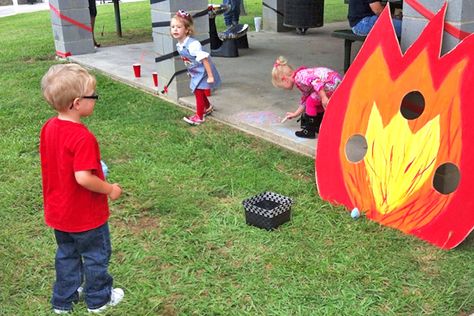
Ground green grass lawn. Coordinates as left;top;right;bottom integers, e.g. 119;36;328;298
0;1;474;315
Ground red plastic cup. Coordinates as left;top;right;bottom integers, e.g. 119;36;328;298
133;63;141;78
152;72;158;87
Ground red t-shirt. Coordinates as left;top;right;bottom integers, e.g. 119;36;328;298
40;117;109;232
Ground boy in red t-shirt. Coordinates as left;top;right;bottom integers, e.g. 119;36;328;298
40;64;124;314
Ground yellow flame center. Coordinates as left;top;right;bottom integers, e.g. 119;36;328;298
365;104;440;214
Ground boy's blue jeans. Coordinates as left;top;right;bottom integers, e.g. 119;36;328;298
223;0;241;26
51;223;113;311
352;15;402;37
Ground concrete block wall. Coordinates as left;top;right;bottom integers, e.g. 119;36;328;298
48;0;94;57
151;0;209;101
401;0;474;54
263;0;292;32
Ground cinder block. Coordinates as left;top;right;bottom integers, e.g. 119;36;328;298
152;32;176;55
49;8;91;27
403;0;472;23
161;77;192;100
151;9;209;32
401;17;426;52
460;1;474;21
263;0;292;32
151;0;207;13
155;58;186;80
151;10;173;34
192;14;209;34
54;39;94;56
48;0;88;10
401;16;474;55
151;0;209;101
52;24;92;42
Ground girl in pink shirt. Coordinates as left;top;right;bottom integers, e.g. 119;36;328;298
272;56;342;138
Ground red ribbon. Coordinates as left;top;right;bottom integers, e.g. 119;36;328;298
49;3;92;33
56;50;72;58
404;0;471;40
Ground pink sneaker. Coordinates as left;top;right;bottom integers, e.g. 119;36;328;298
183;114;205;125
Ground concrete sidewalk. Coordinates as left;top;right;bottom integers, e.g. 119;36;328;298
69;22;356;157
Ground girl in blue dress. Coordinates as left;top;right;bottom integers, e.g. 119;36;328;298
171;10;221;125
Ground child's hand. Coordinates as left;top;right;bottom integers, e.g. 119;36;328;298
285;112;297;119
207;76;215;84
109;183;122;200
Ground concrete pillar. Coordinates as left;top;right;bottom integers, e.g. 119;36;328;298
151;0;209;101
48;0;94;57
263;0;291;32
401;0;474;54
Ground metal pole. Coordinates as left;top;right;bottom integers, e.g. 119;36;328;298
113;0;122;37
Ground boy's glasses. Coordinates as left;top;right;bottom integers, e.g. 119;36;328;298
82;94;99;100
69;94;99;109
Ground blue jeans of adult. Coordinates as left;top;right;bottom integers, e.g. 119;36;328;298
223;0;241;27
352;15;402;37
51;223;113;312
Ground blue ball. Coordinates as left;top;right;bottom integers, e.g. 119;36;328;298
101;160;108;178
351;207;360;219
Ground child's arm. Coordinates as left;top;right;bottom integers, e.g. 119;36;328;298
286;105;305;119
75;171;122;200
202;58;215;84
319;89;329;110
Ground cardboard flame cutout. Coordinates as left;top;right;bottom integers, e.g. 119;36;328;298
316;4;474;249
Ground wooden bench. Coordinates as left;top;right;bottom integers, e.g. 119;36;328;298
331;29;367;73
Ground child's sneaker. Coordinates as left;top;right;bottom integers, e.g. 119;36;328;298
52;286;84;314
87;288;124;313
204;105;214;117
183;114;205;125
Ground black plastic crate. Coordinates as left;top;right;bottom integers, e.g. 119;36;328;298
242;192;293;230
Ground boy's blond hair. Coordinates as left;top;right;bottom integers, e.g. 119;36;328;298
171;14;195;36
41;63;96;111
271;56;294;87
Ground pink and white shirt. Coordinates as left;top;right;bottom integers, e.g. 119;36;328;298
292;66;342;113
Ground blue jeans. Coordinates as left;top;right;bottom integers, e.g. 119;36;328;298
51;223;113;311
352;15;402;37
223;0;241;26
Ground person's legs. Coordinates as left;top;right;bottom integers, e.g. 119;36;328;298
75;223;114;310
392;18;402;37
314;111;325;133
88;0;100;47
51;230;83;312
351;15;378;36
223;0;232;27
230;0;241;26
194;89;207;120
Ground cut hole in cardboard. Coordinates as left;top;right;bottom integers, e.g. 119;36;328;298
345;134;368;163
433;162;460;195
400;91;425;120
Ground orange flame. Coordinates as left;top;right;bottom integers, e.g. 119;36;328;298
340;46;464;232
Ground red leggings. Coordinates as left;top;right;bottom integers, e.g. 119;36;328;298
194;89;210;119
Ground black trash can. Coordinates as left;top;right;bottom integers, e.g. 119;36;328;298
284;0;324;34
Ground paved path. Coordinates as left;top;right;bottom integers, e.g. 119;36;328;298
70;23;356;157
